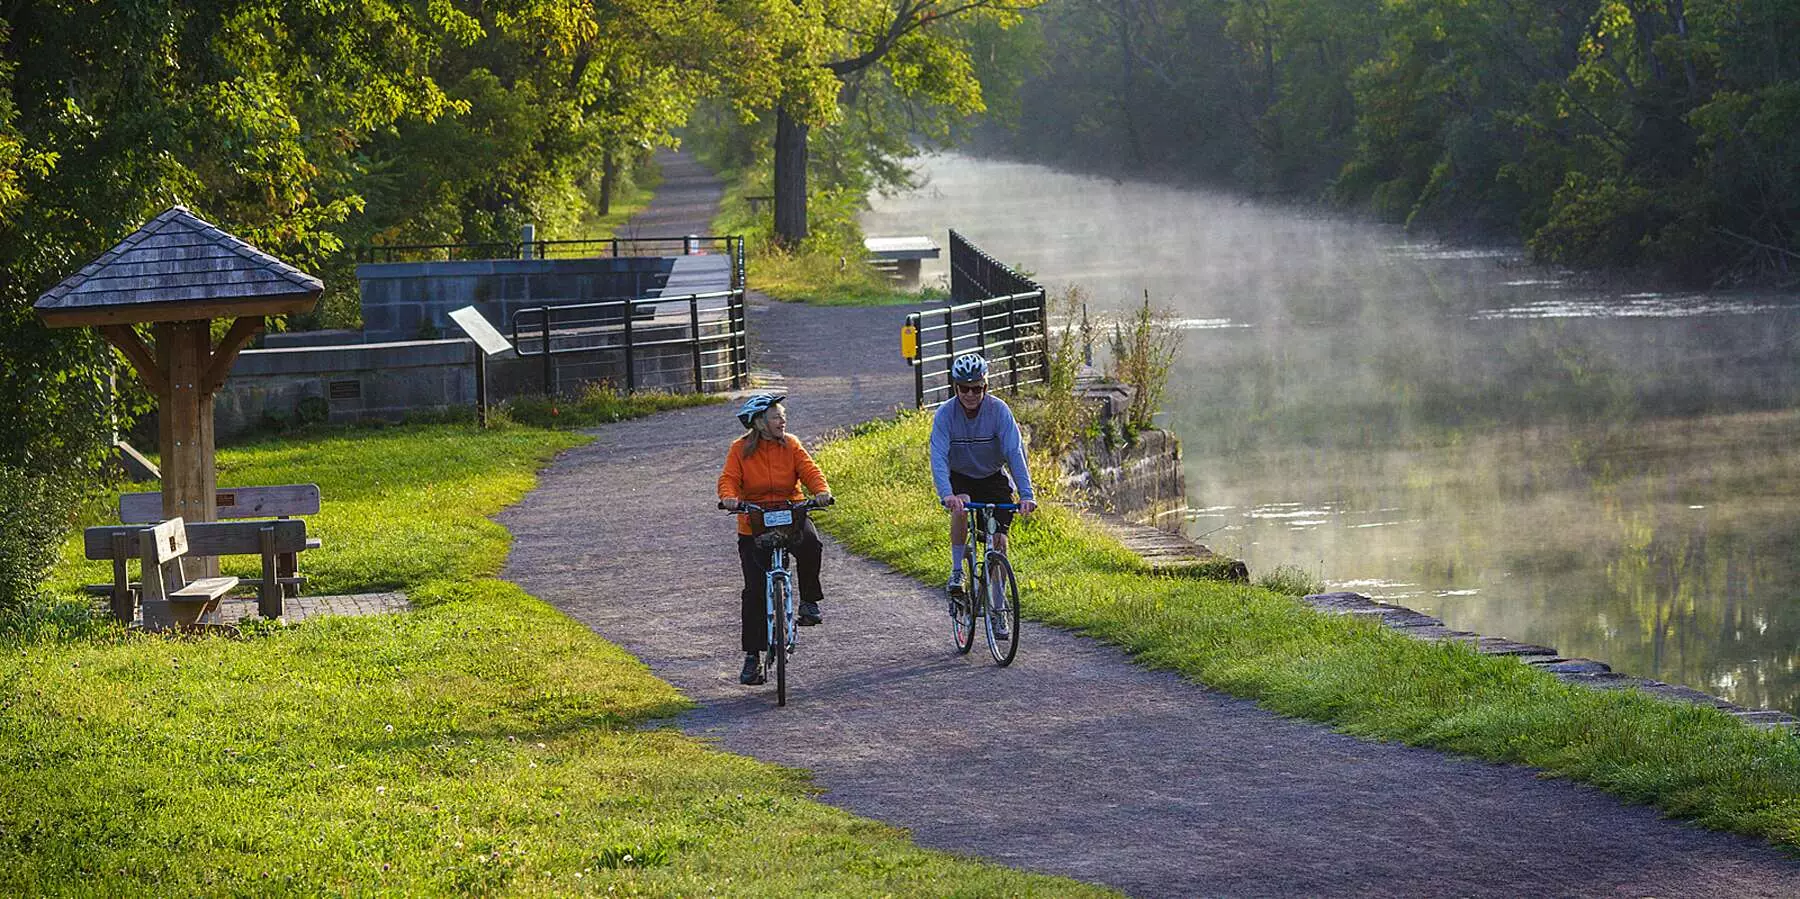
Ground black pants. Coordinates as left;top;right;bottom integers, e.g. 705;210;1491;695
737;519;824;652
951;469;1017;533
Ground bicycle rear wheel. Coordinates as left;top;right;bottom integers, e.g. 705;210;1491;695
769;575;790;706
951;549;977;654
984;551;1020;666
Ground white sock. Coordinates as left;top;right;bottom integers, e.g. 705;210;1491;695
951;544;967;574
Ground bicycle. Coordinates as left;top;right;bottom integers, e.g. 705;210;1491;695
949;501;1021;666
723;496;832;706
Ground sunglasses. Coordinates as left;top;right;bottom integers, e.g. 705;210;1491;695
955;383;987;394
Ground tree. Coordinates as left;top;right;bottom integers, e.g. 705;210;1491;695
765;0;1045;247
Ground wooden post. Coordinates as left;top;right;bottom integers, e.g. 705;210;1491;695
155;318;254;576
156;320;216;528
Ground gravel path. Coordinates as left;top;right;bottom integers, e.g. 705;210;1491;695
497;156;1800;897
620;149;722;239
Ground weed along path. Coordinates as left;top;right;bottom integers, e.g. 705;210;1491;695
499;160;1800;897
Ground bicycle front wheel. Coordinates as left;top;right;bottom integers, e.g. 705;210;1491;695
951;550;977;655
769;575;790;707
984;551;1020;666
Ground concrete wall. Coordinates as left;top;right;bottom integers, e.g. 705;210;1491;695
356;257;677;343
215;339;477;438
1060;427;1187;532
216;325;740;440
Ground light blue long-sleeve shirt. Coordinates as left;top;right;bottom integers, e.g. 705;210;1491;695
929;395;1034;501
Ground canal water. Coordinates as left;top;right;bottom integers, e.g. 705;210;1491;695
862;153;1800;713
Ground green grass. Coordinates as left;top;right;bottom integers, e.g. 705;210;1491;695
746;246;946;307
499;384;722;430
812;412;1800;851
4;411;1110;896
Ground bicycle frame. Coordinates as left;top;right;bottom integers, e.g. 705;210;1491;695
961;502;1020;591
957;501;1021;665
727;497;831;705
764;544;796;657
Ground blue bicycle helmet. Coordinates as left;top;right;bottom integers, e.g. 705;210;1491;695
735;393;786;429
950;353;989;384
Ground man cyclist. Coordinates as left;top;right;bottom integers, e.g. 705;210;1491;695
930;353;1037;639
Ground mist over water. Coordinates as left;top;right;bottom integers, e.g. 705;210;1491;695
864;153;1800;713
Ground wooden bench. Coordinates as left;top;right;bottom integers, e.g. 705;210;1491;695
863;235;941;287
120;484;322;597
85;518;310;623
133;518;239;631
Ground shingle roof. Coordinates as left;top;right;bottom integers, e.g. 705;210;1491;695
34;206;324;327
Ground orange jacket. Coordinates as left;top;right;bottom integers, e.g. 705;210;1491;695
718;433;830;535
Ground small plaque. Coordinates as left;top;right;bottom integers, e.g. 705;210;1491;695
448;306;513;356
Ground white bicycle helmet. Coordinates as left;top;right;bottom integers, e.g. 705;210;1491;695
950;352;989;384
735;393;786;429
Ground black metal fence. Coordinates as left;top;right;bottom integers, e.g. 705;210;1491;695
906;230;1048;408
509;288;747;395
359;236;746;288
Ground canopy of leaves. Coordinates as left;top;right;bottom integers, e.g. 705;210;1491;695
0;1;819;490
970;0;1799;285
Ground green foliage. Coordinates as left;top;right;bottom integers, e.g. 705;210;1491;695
0;465;71;618
689;1;1044;246
497;384;722;430
700;141;948;305
976;0;1800;284
814;412;1800;853
1256;564;1325;597
0;0;811;487
1015;285;1096;460
1107;294;1181;432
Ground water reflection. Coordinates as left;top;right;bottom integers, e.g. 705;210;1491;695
863;153;1800;713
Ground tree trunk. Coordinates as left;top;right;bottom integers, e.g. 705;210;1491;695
599;149;618;216
1118;0;1146;167
774;105;809;247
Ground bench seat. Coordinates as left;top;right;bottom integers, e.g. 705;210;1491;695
171;575;239;603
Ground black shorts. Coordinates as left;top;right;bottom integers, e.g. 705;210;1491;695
950;470;1017;533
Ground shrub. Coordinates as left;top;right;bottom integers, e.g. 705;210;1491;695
1108;292;1181;432
0;464;73;616
1256;564;1324;596
1017;284;1095;460
499;383;720;429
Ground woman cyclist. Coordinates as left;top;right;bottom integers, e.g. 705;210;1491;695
718;393;832;685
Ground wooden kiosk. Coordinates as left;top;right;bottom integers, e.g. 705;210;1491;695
33;206;323;603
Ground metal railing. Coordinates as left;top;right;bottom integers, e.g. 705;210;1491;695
509;288;747;395
907;230;1048;408
359;236;746;288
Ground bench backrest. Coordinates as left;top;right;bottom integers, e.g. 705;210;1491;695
140;518;188;566
86;518;309;560
120;484;320;524
139;518;189;602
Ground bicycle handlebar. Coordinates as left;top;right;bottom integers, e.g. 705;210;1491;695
718;496;834;513
961;502;1021;511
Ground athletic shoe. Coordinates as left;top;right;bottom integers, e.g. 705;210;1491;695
946;569;966;595
798;600;821;626
989;614;1011;641
739;653;765;685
